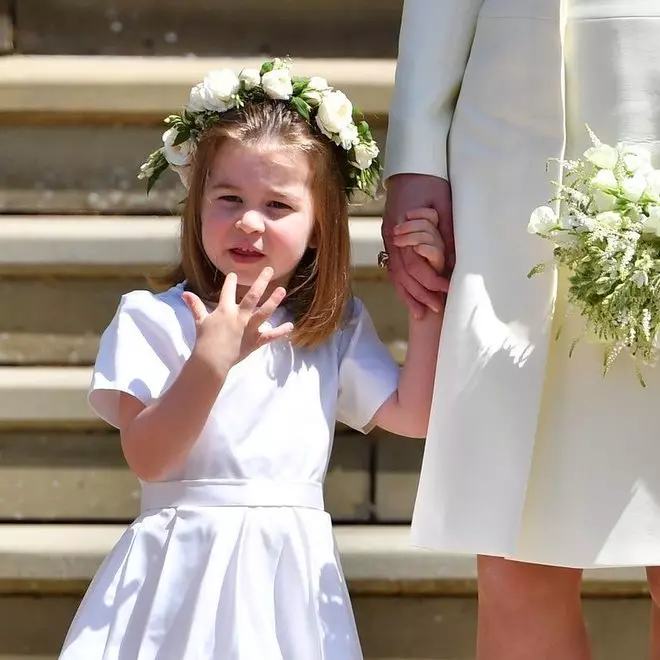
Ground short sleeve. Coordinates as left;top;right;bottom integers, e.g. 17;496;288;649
336;298;400;433
88;289;190;428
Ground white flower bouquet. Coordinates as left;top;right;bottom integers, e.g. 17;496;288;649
528;127;660;385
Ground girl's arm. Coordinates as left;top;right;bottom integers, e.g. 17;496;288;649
372;208;445;438
119;268;293;481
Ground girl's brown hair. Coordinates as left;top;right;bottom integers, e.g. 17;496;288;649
156;100;352;348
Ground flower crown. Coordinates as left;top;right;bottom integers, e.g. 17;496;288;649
138;58;381;200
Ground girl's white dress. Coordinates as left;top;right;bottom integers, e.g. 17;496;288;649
59;283;400;660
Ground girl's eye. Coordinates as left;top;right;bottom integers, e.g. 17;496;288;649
268;201;292;210
219;195;241;203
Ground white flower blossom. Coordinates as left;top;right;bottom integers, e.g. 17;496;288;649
592;168;618;191
336;124;359;150
618;143;653;173
239;68;261;90
584;143;618;170
596;211;623;229
528;206;558;234
261;69;293;100
137;162;154;180
642;206;660;237
187;83;207;112
646;170;660;201
201;69;240;112
620;173;647;202
316;90;353;137
353;141;379;171
162;128;194;167
593;189;617;212
303;76;330;106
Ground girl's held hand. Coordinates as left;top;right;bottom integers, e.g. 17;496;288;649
392;208;446;274
182;266;294;377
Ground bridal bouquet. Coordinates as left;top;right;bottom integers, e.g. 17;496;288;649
528;127;660;385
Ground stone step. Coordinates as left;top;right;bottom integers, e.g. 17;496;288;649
0;215;407;365
11;0;403;59
0;215;384;272
0;55;393;214
0;428;421;523
0;526;651;659
0;55;394;117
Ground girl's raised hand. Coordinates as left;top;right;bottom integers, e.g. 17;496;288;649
392;208;446;274
182;267;293;377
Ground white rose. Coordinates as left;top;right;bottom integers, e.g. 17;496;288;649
620;173;647;202
187;82;207;112
201;69;240;112
642;206;660;237
303;76;330;106
316;90;353;137
646;170;660;201
337;123;359;150
239;68;261;90
593;189;616;212
261;69;293;100
584;143;618;170
353;141;379;170
596;211;623;229
527;206;558;234
592;168;618;191
162;128;195;167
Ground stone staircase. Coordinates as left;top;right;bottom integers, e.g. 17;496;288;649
0;2;654;659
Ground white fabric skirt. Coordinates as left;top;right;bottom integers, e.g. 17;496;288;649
59;480;363;659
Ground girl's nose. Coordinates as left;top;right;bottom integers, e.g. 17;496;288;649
236;211;265;234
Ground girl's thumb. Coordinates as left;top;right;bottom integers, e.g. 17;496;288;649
182;292;207;325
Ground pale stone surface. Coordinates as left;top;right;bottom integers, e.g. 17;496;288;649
15;0;403;58
375;434;424;522
0;55;394;114
4;276;405;341
0;124;386;215
0;579;652;659
0;431;371;521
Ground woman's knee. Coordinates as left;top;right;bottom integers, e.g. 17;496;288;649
477;555;583;610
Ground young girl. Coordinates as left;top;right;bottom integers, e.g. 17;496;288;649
59;59;444;660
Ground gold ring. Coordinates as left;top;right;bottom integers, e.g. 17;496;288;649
378;251;389;269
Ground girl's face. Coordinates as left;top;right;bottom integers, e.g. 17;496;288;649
201;140;316;297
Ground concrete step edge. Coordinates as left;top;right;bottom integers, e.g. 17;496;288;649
0;55;394;115
0;524;647;589
0;215;384;269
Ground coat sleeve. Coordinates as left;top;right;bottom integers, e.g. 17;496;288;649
384;0;485;181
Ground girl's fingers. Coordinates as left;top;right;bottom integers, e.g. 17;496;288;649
219;272;238;307
259;321;295;344
413;244;445;272
181;292;208;326
252;286;287;323
239;267;274;313
393;218;438;236
404;207;440;227
392;230;437;248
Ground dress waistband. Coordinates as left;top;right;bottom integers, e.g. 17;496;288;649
140;479;325;513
